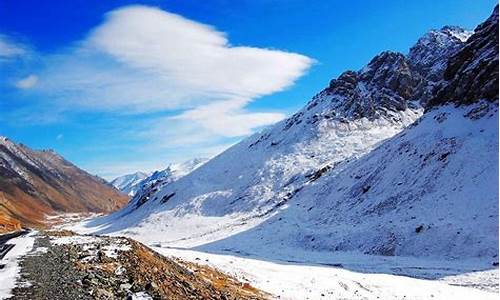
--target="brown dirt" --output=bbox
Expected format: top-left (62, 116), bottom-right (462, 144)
top-left (0, 212), bottom-right (21, 233)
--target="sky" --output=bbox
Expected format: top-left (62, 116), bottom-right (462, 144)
top-left (0, 0), bottom-right (496, 180)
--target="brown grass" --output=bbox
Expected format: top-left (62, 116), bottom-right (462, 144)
top-left (120, 239), bottom-right (270, 299)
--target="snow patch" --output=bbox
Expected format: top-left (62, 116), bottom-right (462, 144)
top-left (0, 231), bottom-right (36, 299)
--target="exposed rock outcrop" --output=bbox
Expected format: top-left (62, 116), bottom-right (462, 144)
top-left (428, 5), bottom-right (499, 107)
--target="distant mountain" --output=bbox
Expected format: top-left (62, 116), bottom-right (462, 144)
top-left (0, 137), bottom-right (129, 232)
top-left (111, 171), bottom-right (149, 196)
top-left (83, 7), bottom-right (497, 262)
top-left (111, 158), bottom-right (207, 198)
top-left (124, 158), bottom-right (208, 209)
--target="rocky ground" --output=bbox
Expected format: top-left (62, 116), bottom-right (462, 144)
top-left (8, 231), bottom-right (268, 300)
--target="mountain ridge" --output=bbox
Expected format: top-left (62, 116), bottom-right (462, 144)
top-left (111, 171), bottom-right (149, 196)
top-left (0, 136), bottom-right (129, 231)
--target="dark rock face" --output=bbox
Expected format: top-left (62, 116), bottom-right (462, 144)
top-left (303, 25), bottom-right (470, 122)
top-left (359, 51), bottom-right (415, 100)
top-left (428, 6), bottom-right (499, 107)
top-left (314, 51), bottom-right (419, 121)
top-left (408, 26), bottom-right (472, 82)
top-left (408, 26), bottom-right (472, 105)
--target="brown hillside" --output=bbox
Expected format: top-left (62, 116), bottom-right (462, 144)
top-left (0, 136), bottom-right (128, 232)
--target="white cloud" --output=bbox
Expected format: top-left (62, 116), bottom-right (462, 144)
top-left (15, 74), bottom-right (38, 89)
top-left (56, 133), bottom-right (64, 140)
top-left (0, 35), bottom-right (28, 59)
top-left (174, 99), bottom-right (285, 137)
top-left (85, 5), bottom-right (313, 101)
top-left (38, 5), bottom-right (313, 120)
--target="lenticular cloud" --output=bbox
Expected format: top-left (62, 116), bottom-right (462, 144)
top-left (83, 5), bottom-right (313, 109)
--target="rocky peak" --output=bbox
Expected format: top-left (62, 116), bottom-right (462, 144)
top-left (428, 5), bottom-right (499, 107)
top-left (440, 25), bottom-right (473, 42)
top-left (408, 26), bottom-right (472, 82)
top-left (287, 12), bottom-right (488, 128)
top-left (309, 50), bottom-right (418, 121)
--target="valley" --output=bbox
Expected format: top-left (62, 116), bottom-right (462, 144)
top-left (0, 3), bottom-right (498, 300)
top-left (1, 217), bottom-right (497, 299)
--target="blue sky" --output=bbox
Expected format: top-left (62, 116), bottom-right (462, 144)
top-left (0, 0), bottom-right (496, 179)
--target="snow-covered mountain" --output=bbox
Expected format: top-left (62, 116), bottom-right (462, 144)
top-left (79, 7), bottom-right (497, 264)
top-left (128, 158), bottom-right (208, 208)
top-left (111, 171), bottom-right (149, 196)
top-left (112, 159), bottom-right (207, 197)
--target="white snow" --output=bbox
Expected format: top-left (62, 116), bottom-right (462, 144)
top-left (111, 171), bottom-right (149, 196)
top-left (157, 247), bottom-right (498, 300)
top-left (131, 292), bottom-right (153, 300)
top-left (50, 235), bottom-right (99, 245)
top-left (102, 243), bottom-right (131, 259)
top-left (0, 231), bottom-right (36, 299)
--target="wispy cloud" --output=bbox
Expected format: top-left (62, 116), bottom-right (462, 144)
top-left (173, 99), bottom-right (285, 137)
top-left (15, 74), bottom-right (38, 89)
top-left (0, 34), bottom-right (29, 59)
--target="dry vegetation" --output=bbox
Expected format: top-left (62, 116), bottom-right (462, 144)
top-left (119, 240), bottom-right (269, 299)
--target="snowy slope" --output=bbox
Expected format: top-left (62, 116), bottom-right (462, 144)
top-left (0, 232), bottom-right (36, 299)
top-left (191, 7), bottom-right (499, 260)
top-left (111, 171), bottom-right (149, 196)
top-left (195, 102), bottom-right (498, 259)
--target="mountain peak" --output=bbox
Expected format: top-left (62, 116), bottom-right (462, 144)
top-left (276, 19), bottom-right (478, 132)
top-left (309, 50), bottom-right (417, 121)
top-left (111, 158), bottom-right (208, 200)
top-left (408, 25), bottom-right (472, 83)
top-left (428, 5), bottom-right (499, 107)
top-left (111, 171), bottom-right (149, 196)
top-left (439, 25), bottom-right (473, 42)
